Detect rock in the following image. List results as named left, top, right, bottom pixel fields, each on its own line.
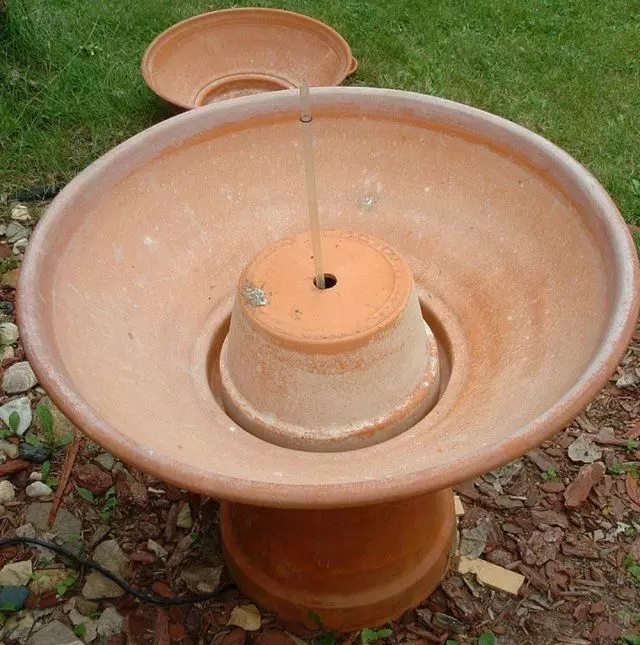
left=78, top=621, right=98, bottom=644
left=27, top=620, right=83, bottom=645
left=3, top=361, right=38, bottom=394
left=567, top=435, right=602, bottom=463
left=13, top=238, right=28, bottom=255
left=26, top=481, right=53, bottom=498
left=74, top=597, right=100, bottom=616
left=227, top=604, right=261, bottom=631
left=97, top=606, right=123, bottom=638
left=460, top=519, right=489, bottom=558
left=0, top=479, right=16, bottom=502
left=19, top=442, right=51, bottom=464
left=36, top=397, right=77, bottom=440
left=29, top=568, right=74, bottom=595
left=6, top=222, right=29, bottom=244
left=30, top=471, right=42, bottom=481
left=92, top=452, right=115, bottom=472
left=616, top=372, right=640, bottom=389
left=564, top=462, right=605, bottom=508
left=0, top=396, right=33, bottom=435
left=0, top=438, right=20, bottom=458
left=16, top=523, right=36, bottom=539
left=2, top=344, right=15, bottom=363
left=68, top=607, right=99, bottom=642
left=0, top=585, right=30, bottom=611
left=0, top=322, right=19, bottom=344
left=180, top=564, right=223, bottom=593
left=11, top=204, right=30, bottom=222
left=483, top=460, right=523, bottom=493
left=0, top=559, right=33, bottom=586
left=10, top=612, right=35, bottom=644
left=74, top=464, right=112, bottom=495
left=26, top=503, right=83, bottom=555
left=176, top=503, right=193, bottom=529
left=2, top=268, right=20, bottom=289
left=81, top=540, right=128, bottom=600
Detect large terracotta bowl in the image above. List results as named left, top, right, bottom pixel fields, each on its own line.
left=141, top=8, right=357, bottom=110
left=18, top=88, right=639, bottom=510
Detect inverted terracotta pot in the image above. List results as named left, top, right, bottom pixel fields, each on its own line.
left=221, top=490, right=456, bottom=631
left=17, top=88, right=639, bottom=629
left=220, top=229, right=440, bottom=451
left=141, top=8, right=357, bottom=110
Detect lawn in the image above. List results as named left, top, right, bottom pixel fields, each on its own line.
left=0, top=0, right=639, bottom=224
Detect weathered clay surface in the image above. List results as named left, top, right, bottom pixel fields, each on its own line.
left=18, top=88, right=639, bottom=508
left=141, top=8, right=356, bottom=110
left=220, top=229, right=440, bottom=451
left=222, top=490, right=456, bottom=631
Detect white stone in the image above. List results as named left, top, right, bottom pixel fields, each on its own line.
left=0, top=437, right=19, bottom=458
left=10, top=612, right=35, bottom=644
left=0, top=223, right=7, bottom=236
left=0, top=396, right=33, bottom=435
left=30, top=471, right=43, bottom=481
left=2, top=345, right=16, bottom=362
left=0, top=322, right=19, bottom=344
left=6, top=221, right=29, bottom=244
left=11, top=204, right=30, bottom=222
left=617, top=372, right=640, bottom=388
left=16, top=523, right=37, bottom=538
left=26, top=481, right=53, bottom=498
left=26, top=620, right=83, bottom=645
left=97, top=606, right=123, bottom=638
left=81, top=540, right=128, bottom=600
left=13, top=238, right=28, bottom=255
left=567, top=435, right=602, bottom=464
left=2, top=361, right=37, bottom=394
left=0, top=479, right=16, bottom=503
left=0, top=559, right=33, bottom=585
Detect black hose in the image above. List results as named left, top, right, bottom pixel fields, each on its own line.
left=0, top=536, right=235, bottom=605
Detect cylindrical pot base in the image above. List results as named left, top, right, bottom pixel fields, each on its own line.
left=220, top=490, right=456, bottom=632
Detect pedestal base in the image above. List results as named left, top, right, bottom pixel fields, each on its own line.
left=220, top=490, right=456, bottom=632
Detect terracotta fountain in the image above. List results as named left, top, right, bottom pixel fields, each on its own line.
left=18, top=88, right=639, bottom=631
left=141, top=8, right=357, bottom=110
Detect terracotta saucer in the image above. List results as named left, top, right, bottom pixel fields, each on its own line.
left=141, top=8, right=357, bottom=110
left=18, top=87, right=639, bottom=509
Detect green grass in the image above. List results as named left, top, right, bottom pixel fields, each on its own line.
left=1, top=0, right=639, bottom=224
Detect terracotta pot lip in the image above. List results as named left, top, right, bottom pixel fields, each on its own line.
left=17, top=88, right=640, bottom=508
left=194, top=73, right=295, bottom=107
left=140, top=7, right=356, bottom=110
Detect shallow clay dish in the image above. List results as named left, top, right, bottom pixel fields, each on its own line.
left=141, top=8, right=357, bottom=110
left=18, top=88, right=639, bottom=510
